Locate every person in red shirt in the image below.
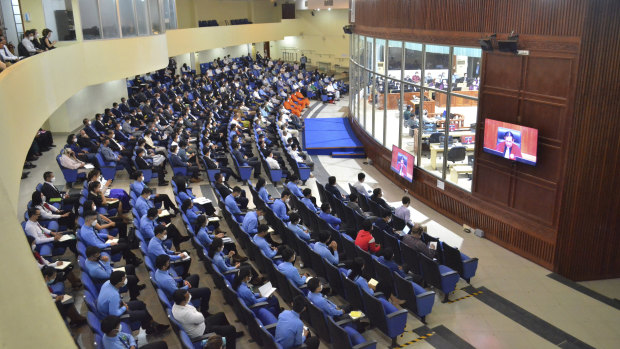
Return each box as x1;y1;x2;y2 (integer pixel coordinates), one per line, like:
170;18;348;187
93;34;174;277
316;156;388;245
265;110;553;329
355;220;381;254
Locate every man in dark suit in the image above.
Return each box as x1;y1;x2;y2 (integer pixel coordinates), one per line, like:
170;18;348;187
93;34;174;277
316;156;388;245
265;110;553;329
170;145;200;182
82;118;101;140
202;147;238;181
93;114;107;132
41;171;80;210
370;188;393;212
214;173;248;209
105;130;133;157
135;148;168;186
231;142;261;178
119;97;131;113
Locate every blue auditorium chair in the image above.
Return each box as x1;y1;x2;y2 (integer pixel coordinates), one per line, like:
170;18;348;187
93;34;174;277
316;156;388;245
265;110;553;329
326;315;377;349
393;273;435;323
418;253;459;303
360;288;408;347
442;242;478;283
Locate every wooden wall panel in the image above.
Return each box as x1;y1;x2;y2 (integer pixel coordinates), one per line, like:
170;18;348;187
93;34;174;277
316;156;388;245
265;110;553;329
483;54;522;91
524;57;573;98
472;163;511;205
512;178;557;224
520;99;565;142
555;0;620;280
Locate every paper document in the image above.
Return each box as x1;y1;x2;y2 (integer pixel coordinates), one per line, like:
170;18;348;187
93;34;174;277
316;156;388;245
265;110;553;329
84;164;95;169
258;282;277;298
267;227;275;234
107;238;119;244
222;237;233;244
193;197;212;205
349;311;364;320
305;276;314;284
368;278;379;288
113;266;126;272
59;234;76;242
181;253;191;261
61;295;74;304
428;242;437;250
54;261;72;270
159;210;171;218
105;189;111;197
208;217;220;223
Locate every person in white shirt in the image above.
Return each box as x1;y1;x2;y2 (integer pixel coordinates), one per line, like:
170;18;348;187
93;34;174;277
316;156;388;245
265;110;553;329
171;289;242;348
353;172;371;197
0;37;19;64
25;208;77;255
21;30;42;55
59;148;89;173
394;196;413;225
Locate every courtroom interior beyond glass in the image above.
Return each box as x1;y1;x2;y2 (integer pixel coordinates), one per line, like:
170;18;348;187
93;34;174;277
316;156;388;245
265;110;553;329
349;34;481;191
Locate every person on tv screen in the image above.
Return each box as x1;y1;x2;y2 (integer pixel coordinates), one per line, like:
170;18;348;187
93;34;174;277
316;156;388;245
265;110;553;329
495;131;522;160
396;154;407;176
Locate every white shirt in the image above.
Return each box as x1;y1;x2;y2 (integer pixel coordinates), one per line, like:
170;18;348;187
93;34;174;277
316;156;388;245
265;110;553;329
353;181;370;197
171;303;205;338
22;38;37;53
0;46;18;61
266;156;280;170
291;150;304;163
25;220;54;245
35;204;62;220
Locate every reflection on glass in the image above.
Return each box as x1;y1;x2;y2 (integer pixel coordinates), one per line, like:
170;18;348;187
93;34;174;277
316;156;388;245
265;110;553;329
119;0;137;37
365;36;373;70
387;40;403;80
374;74;385;144
79;0;101;39
425;45;450;91
452;47;482;95
136;0;150;35
385;78;401;149
100;0;120;38
148;0;162;34
375;39;385;74
404;42;423;85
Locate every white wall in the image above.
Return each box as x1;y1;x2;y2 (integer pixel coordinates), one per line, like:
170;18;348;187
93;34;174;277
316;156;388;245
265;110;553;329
174;52;192;73
42;0;68;42
196;44;250;64
47;79;128;132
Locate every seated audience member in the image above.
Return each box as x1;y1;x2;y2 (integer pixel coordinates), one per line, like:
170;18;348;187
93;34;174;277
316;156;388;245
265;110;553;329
346;257;404;307
277;246;308;289
97;271;169;334
287;213;311;242
370;188;393;212
325;176;346;200
80;211;140;265
401;223;436;259
59;147;89;173
153;254;211;313
135;147;168;186
147;225;191;277
84;246;144;300
27;235;81;285
175;177;217;216
214;173;248;209
275;295;320;349
31;190;76;230
25;208;78;256
130;171;179;214
88;181;125;216
253;224;284;262
394;196;412;225
285;176;304;198
41;171;80;211
273;190;292;222
171;289;243;348
42;266;86;327
231;141;261;179
319;203;341;231
232;266;280;322
22;30;42;55
376;247;407;278
301;188;320;213
203;147;239;181
100;315;168;349
255;177;274;205
208;237;240;282
346;193;376;219
0;36;20;64
204;335;225;349
265;151;290;178
84;199;129;240
224;186;246;222
41;28;57;50
352;172;371;197
241;207;264;235
311;230;340;265
86;169;131;211
170;144;201;182
289;144;314;171
354;219;381;254
374;211;396;236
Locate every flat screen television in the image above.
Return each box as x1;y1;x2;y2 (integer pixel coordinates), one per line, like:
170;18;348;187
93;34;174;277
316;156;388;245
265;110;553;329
483;119;538;166
391;145;415;182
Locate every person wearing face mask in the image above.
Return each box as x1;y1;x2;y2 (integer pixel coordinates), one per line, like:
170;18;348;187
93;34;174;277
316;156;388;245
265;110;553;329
285;176;304;198
21;29;42;55
31;190;76;230
135;147;168;186
84;246;145;300
88;181;125;217
97;271;169;335
355;219;381;254
374;211;397;237
25;208;78;257
311;230;341;266
28;236;82;288
253;224;284;264
208;237;242;283
101;315;168;349
287;213;312;242
154;254;212;315
172;289;243;349
82;117;102;140
175;177;217;217
41;28;56;50
301;188;320;213
232;266;280;320
214;173;248;209
275;295;319;349
130;171;178;213
147;225;191;277
170;144;201;182
272;190;292;222
80;211;141;266
370;188;394;212
40;171;80;211
277;246;310;290
224;186;246;223
319;203;341;231
42;266;87;327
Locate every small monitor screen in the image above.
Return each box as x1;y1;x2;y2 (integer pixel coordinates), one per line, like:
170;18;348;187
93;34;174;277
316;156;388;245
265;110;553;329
483;119;538;166
391;145;415;182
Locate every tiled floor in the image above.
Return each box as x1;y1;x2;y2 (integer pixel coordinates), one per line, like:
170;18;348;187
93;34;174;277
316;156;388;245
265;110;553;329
18;100;620;348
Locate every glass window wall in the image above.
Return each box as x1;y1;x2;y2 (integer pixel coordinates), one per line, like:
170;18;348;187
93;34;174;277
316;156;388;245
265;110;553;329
148;0;162;34
79;0;101;39
100;0;120;38
349;37;481;192
119;0;137;37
